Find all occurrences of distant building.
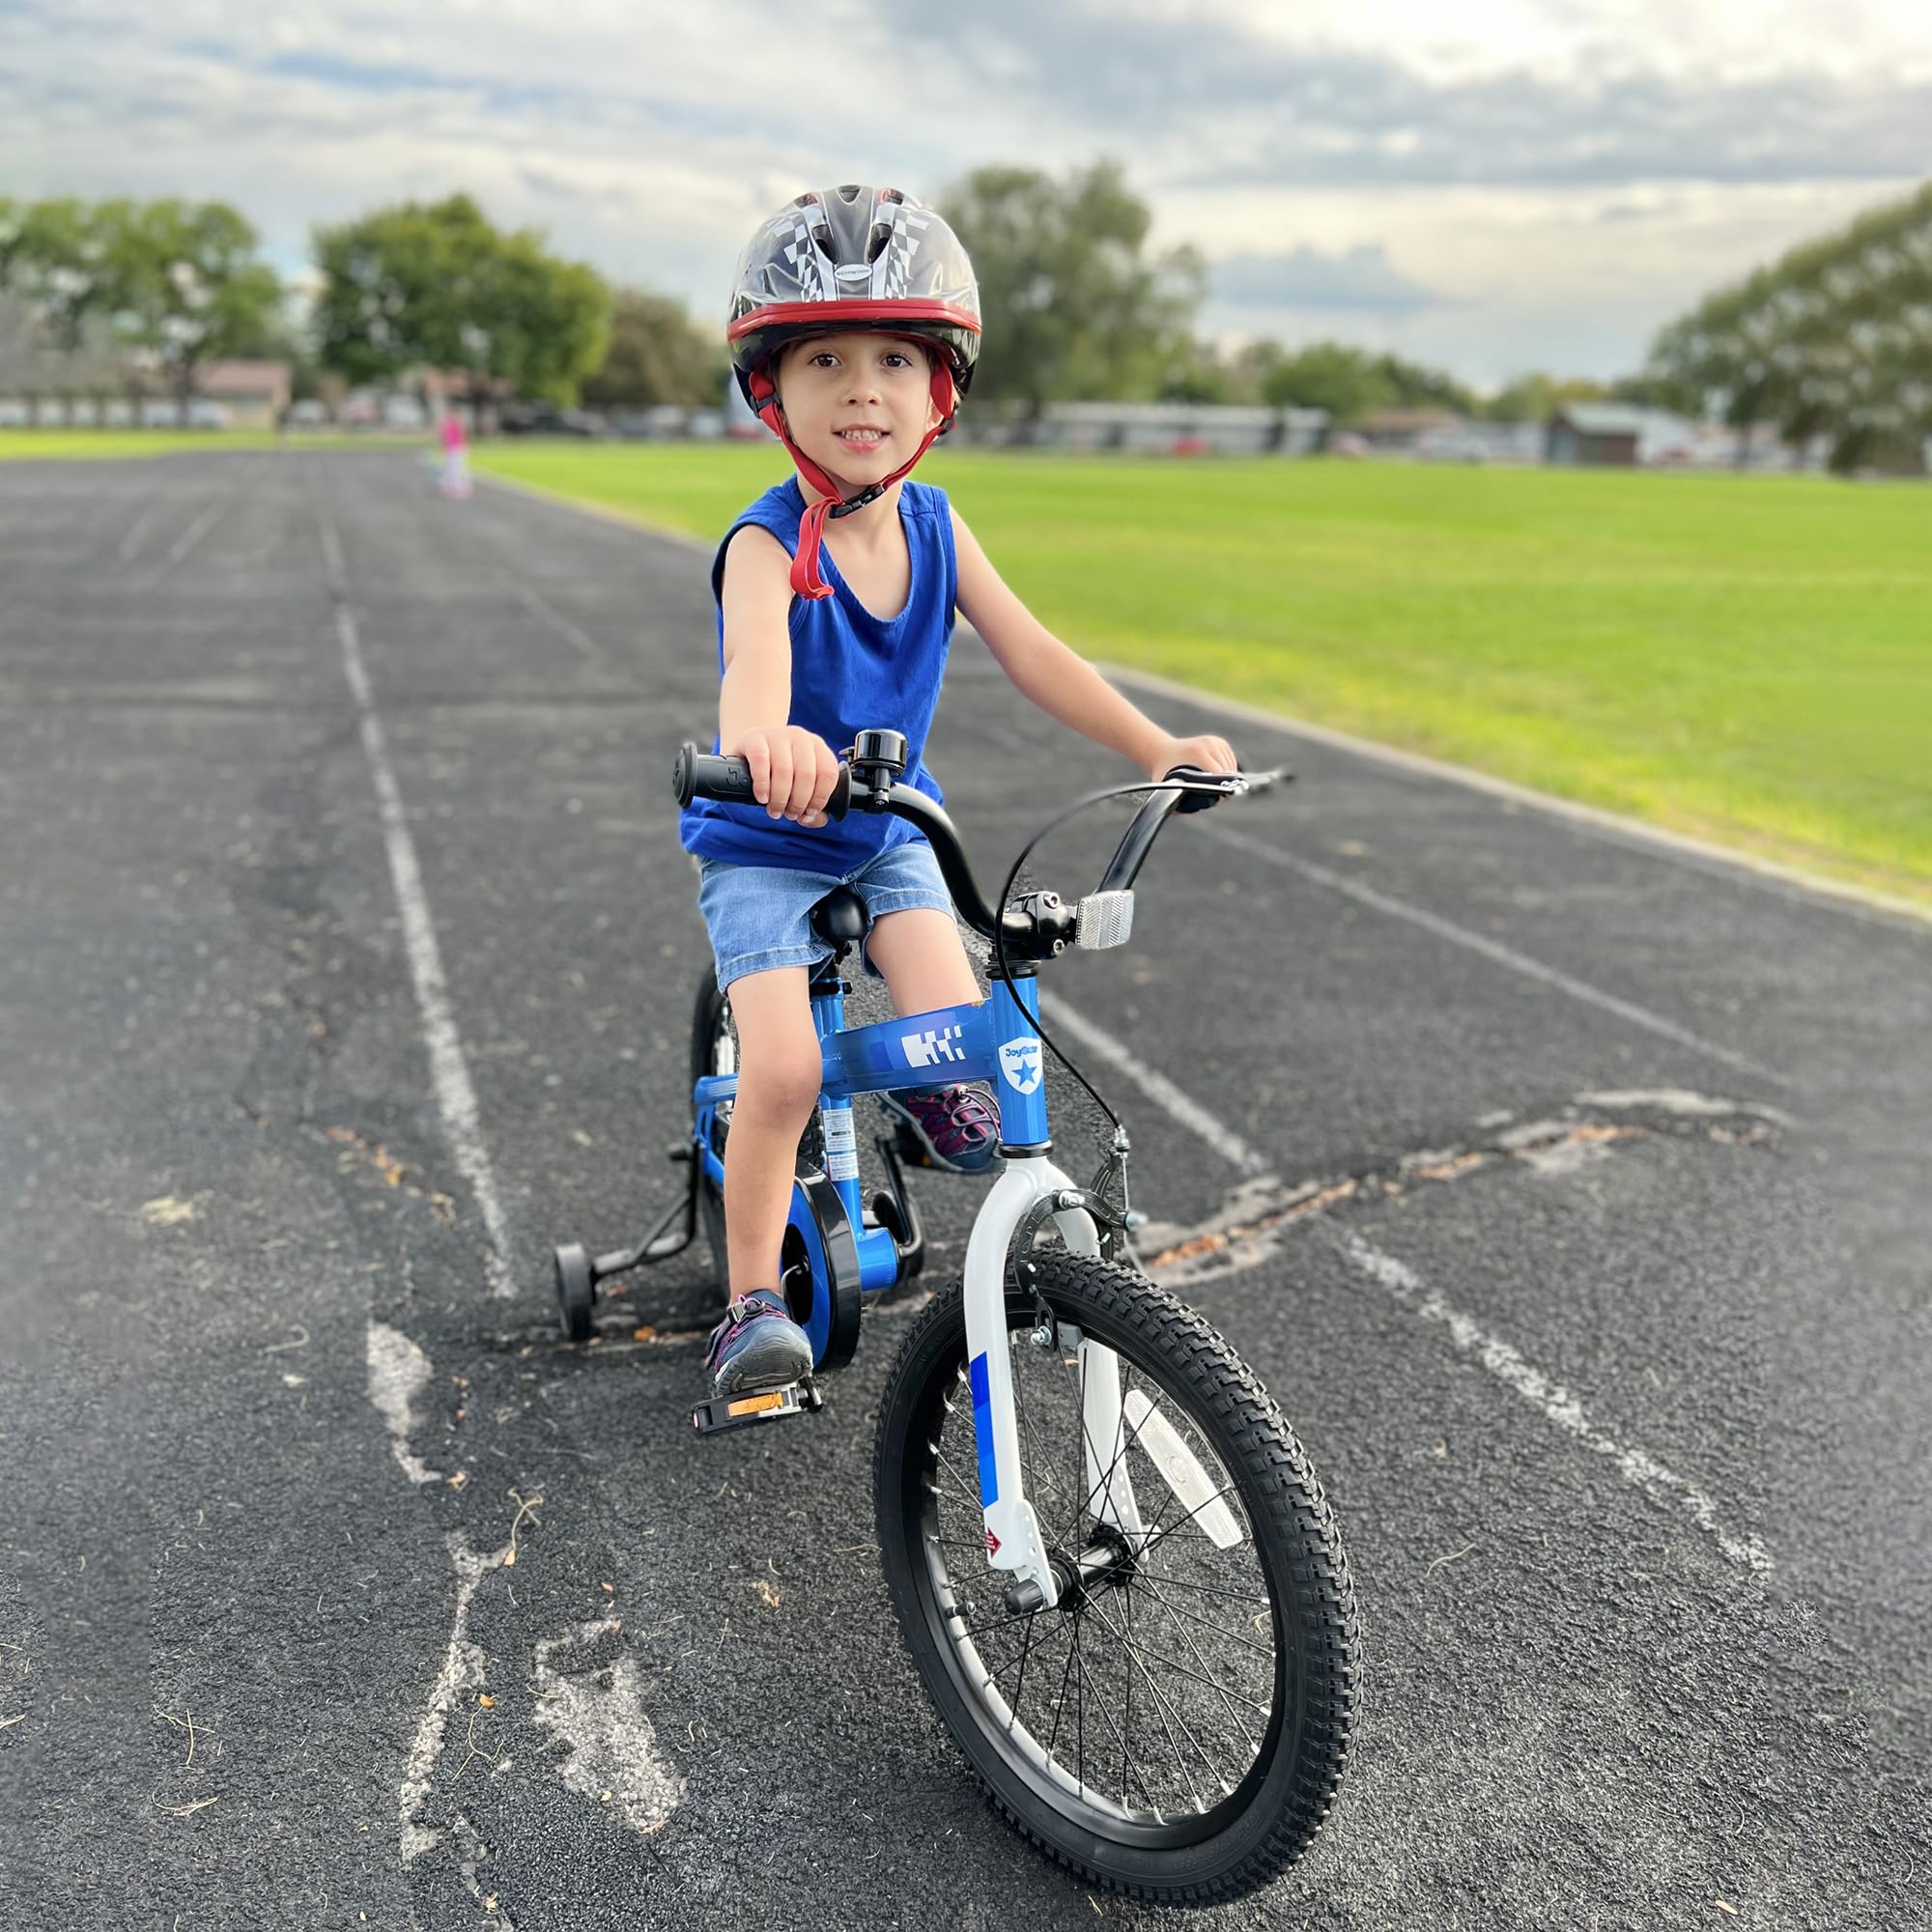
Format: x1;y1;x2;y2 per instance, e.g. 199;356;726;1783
196;359;292;430
972;402;1328;456
1546;403;1643;467
1352;408;1466;455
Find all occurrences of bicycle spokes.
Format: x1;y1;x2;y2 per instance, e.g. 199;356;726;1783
925;1327;1278;1824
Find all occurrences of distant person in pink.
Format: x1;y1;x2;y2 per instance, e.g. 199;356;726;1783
439;412;471;499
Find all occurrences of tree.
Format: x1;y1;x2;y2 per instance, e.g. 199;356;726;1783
580;289;724;410
0;198;131;420
1484;372;1608;423
1371;352;1479;416
1646;179;1932;471
104;199;282;421
1155;334;1235;405
1260;342;1394;423
940;159;1204;420
312;193;609;418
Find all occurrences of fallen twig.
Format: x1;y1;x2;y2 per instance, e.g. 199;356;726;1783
151;1789;218;1819
501;1490;544;1567
448;1708;499;1788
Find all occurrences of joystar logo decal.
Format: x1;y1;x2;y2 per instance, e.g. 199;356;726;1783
998;1037;1043;1095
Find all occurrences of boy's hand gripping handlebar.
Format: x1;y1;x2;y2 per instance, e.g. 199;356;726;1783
673;733;1288;961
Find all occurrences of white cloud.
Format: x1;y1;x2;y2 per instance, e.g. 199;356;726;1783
2;0;1924;386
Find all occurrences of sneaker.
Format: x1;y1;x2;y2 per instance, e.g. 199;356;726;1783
704;1289;813;1397
879;1083;1002;1174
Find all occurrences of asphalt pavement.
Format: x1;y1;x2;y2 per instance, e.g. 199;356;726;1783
2;448;1927;1931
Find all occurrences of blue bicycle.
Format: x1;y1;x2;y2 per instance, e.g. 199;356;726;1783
552;728;1357;1902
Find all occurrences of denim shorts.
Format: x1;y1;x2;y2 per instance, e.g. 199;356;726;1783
696;838;958;993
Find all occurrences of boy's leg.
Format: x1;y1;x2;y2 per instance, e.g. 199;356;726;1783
719;964;822;1296
865;911;1002;1172
863;908;982;1014
705;963;821;1394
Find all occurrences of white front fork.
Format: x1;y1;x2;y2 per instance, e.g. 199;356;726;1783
961;1154;1146;1612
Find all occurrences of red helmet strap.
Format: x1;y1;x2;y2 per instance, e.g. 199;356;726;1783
746;358;958;600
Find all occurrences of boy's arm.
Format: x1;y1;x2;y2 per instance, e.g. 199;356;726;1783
718;526;841;826
951;509;1236;780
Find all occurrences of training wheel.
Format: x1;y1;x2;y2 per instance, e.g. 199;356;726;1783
554;1242;596;1341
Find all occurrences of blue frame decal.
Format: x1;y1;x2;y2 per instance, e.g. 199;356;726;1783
968;1351;998;1507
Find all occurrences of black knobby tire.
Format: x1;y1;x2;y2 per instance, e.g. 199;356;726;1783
872;1252;1358;1904
554;1243;595;1342
690;974;735;1293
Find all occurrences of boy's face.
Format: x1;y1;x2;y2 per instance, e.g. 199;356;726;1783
775;332;941;495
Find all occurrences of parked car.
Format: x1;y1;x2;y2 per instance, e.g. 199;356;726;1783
608;405;690;440
499;403;609;438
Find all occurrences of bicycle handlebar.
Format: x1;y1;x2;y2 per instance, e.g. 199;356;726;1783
672;737;1287;959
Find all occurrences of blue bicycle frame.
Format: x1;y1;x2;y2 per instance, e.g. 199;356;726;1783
694;967;1140;1612
696;969;1044;1278
675;737;1272;1610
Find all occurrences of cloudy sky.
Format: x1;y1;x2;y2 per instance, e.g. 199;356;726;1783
7;0;1929;387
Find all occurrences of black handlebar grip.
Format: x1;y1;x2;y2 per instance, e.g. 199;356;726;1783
1164;761;1235;813
672;743;851;821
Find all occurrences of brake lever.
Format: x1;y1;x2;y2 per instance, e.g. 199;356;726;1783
1161;763;1292;812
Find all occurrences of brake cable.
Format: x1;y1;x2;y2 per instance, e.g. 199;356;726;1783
988;773;1245;1151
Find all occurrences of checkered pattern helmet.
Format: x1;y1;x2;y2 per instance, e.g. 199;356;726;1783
727;185;980;406
725;185;981;602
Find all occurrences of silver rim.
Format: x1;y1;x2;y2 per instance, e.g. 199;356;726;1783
918;1321;1281;1832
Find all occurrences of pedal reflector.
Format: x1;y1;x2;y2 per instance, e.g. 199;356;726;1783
691;1378;824;1436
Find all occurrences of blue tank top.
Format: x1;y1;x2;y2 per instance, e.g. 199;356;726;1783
679;476;956;873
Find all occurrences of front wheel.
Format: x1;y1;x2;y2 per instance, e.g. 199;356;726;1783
872;1253;1357;1904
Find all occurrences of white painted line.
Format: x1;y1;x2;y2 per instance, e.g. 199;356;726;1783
1038;992;1273;1176
326;526;517;1298
400;1530;503;1863
319;513;347;590
365;1321;443;1486
1205;821;1782;1086
162;499;223;569
1103;659;1931;930
1339;1233;1772;1575
116;506;156;563
1580;1088;1792;1125
1039;995;1775;1574
512;582;599;660
531;1621;684;1835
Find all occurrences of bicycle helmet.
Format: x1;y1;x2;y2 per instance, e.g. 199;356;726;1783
727;185;980;598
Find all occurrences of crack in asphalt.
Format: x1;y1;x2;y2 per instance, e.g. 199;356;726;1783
1136;1091;1786;1287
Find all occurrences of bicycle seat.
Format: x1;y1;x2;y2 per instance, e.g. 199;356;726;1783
808;886;869;947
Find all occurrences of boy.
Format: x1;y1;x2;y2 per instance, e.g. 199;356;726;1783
683;185;1235;1397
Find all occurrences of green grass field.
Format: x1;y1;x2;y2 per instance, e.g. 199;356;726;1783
7;428;1921;906
473;441;1932;910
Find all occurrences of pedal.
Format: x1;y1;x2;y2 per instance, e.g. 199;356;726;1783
691;1377;824;1436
